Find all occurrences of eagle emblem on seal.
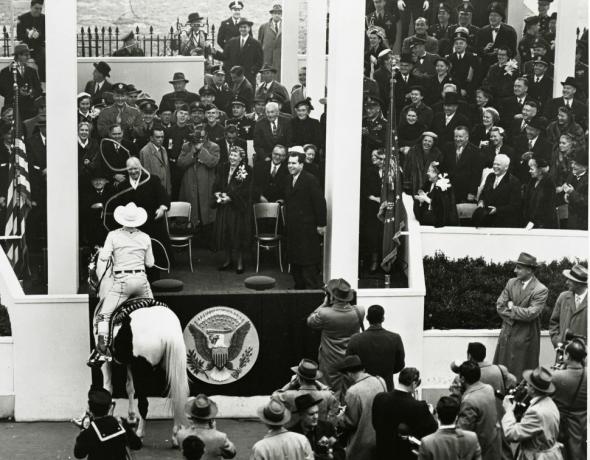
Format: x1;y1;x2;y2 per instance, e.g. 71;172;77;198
183;307;259;384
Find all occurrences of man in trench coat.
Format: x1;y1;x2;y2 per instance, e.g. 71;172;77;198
493;252;549;380
258;5;282;77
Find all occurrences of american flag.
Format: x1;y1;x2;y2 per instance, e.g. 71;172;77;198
4;134;31;276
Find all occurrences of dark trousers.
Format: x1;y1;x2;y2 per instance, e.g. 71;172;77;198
400;2;427;42
291;263;322;290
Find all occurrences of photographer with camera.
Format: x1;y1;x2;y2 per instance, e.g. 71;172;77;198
552;339;587;460
73;388;142;460
549;264;587;348
502;366;563;460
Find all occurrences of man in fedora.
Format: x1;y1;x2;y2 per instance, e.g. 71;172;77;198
159;72;200;110
84;61;113;106
493;252;549;380
251;399;313;459
258;5;282;78
338;354;387;460
88;201;155;365
308;279;364;397
213;17;263;88
217;1;244;50
273;358;340;427
176;394;236;459
289;394;345;460
543;76;588;129
112;31;144;57
0;44;43;120
180;12;208;57
502;366;563;458
255;63;290;112
549;264;588;347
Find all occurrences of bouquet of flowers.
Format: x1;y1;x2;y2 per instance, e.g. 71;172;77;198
435;173;451;191
504;59;519;76
235;164;248;182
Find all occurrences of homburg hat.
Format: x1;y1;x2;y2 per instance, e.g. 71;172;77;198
562;264;588;284
269;4;282;14
561;76;579;90
337;355;364;373
187;12;204;24
114;202;148;228
325;278;355;302
184;394;218;420
169;72;189;84
523;366;555;394
512;252;538;267
399;53;414;64
294;394;323;414
257;399;291;426
93;61;111;77
13;43;31;55
290;358;323;380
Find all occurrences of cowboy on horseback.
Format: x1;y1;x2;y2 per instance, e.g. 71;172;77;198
88;201;155;366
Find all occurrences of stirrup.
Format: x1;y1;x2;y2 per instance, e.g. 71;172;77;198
87;348;112;367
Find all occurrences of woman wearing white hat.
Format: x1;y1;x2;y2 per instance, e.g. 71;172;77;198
89;202;155;365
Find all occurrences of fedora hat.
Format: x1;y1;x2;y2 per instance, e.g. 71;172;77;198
14;43;31;56
184;394;218;420
260;63;278;74
114;202;148;228
257;399;291;426
269;4;282;13
325;278;354;302
337;355;364;373
563;264;588;284
93;61;111;77
290;358;323;380
561;76;579;90
237;18;254;27
187;12;204;24
169;72;189;84
125;84;141;95
523;366;555;394
513;252;538;268
294;394;323;414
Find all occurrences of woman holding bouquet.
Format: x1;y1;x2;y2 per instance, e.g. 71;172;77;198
413;161;459;227
213;145;252;274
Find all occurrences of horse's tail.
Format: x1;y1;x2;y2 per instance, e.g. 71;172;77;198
163;320;190;426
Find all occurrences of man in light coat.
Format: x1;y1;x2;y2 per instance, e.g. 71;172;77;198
338;355;387;460
457;361;501;460
493;252;548;380
258;5;282;77
549;264;588;347
502;366;563;460
139;127;171;196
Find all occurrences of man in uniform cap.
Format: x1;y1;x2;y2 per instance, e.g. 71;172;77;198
446;30;479;99
112;31;145;57
0;44;43;120
226;96;254;140
133;100;161;151
16;0;45;82
475;2;517;75
159;72;200;111
428;3;453;56
74;388;142;459
518;16;540;67
362;95;388;169
493;253;549;379
208;65;233;113
97;83;142;139
258;4;283;77
522;38;554;78
217;1;244;50
534;0;553;37
449;3;480;52
84;61;113;105
526;56;553;105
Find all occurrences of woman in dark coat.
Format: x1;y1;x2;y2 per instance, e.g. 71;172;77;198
291;98;323;150
213;146;252;273
397;108;425;150
413;161;459;227
77;121;100;189
364;27;387;77
403;131;443;196
302;143;323;184
546;106;585;147
361;149;385;272
522;157;557;229
470;107;499;149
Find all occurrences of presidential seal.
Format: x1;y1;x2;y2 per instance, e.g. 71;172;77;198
183;307;259;384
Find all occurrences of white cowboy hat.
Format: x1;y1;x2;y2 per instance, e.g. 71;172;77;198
114;202;148;228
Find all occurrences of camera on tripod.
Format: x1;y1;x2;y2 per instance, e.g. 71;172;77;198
553;329;587;370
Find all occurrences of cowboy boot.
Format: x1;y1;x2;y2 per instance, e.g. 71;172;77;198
87;334;112;367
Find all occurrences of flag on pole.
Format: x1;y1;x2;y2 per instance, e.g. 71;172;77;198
4;135;32;276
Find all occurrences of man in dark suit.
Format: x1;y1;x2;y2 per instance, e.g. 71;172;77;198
16;0;45;82
253;101;293;162
447;31;480;99
507;99;538;144
208;65;234;113
472;153;521;228
394;53;424;119
158;72;200;110
431;92;470;146
217;0;243;49
252;144;288;202
525;57;553;107
83;61;112;106
214;18;263;88
372;367;438;460
512;116;551;184
543;76;588;129
0;44;43;120
410;37;440;79
499;77;531;122
289;394;345;460
218;124;247;165
441;125;482;202
419;396;482;460
347;305;405;391
283;152;326;290
563;152;588;230
475;2;517;75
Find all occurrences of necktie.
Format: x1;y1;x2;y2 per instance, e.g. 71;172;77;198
292;177;297;187
458;53;462;61
528;140;534;150
271;121;277;136
535;77;540;83
95;83;100;93
271;164;277;177
241;37;245;48
575;295;581;308
493;177;500;188
456;148;462;161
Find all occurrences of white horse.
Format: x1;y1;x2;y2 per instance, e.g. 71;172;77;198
90;250;189;446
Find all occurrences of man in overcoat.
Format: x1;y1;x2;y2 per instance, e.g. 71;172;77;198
139;127;171;196
549;264;587;347
258;5;282;77
217;1;243;50
283;152;326;288
493;252;549;379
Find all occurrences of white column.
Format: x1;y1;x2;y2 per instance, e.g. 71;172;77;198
306;0;328;108
280;0;300;91
552;0;583;96
46;0;79;294
507;0;528;43
323;0;365;288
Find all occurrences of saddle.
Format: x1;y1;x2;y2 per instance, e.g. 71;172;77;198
108;297;169;334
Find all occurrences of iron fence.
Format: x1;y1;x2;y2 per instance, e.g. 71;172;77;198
1;26;12;57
